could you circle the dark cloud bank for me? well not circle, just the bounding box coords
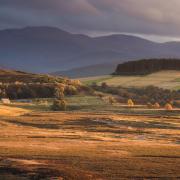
[0,0,180,41]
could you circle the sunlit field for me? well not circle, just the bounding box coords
[0,96,180,179]
[80,71,180,90]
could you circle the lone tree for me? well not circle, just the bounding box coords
[108,96,116,105]
[165,103,173,111]
[51,99,67,111]
[127,99,134,107]
[154,102,160,109]
[54,87,64,100]
[52,86,67,111]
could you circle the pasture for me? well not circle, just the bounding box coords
[0,96,180,179]
[80,71,180,90]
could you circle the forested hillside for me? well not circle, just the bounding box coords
[114,59,180,75]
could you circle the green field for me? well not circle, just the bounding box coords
[80,71,180,90]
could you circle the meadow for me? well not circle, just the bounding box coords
[0,95,180,179]
[80,71,180,90]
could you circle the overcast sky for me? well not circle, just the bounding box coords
[1,0,180,42]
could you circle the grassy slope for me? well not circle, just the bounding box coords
[80,70,180,90]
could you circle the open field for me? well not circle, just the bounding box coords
[0,111,180,179]
[0,96,180,179]
[80,71,180,90]
[1,96,180,117]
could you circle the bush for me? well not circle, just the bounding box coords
[127,99,134,107]
[147,102,153,108]
[108,96,116,105]
[165,103,173,111]
[51,99,67,111]
[65,85,78,95]
[54,87,64,99]
[153,102,160,109]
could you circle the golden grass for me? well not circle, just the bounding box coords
[81,70,180,89]
[0,104,30,116]
[0,111,179,179]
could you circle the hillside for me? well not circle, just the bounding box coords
[1,27,180,73]
[114,59,180,75]
[53,62,118,78]
[80,70,180,90]
[0,68,83,99]
[0,68,65,83]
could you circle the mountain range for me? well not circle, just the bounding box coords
[0,26,180,76]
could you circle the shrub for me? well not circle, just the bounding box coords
[108,96,116,105]
[153,102,160,109]
[54,87,64,100]
[147,102,153,108]
[65,85,78,95]
[127,99,134,107]
[101,82,108,89]
[165,103,173,111]
[51,99,67,111]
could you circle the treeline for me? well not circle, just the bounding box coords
[0,68,93,99]
[0,82,90,99]
[91,83,180,107]
[114,59,180,75]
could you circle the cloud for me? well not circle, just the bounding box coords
[0,0,180,38]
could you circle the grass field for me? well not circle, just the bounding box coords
[0,96,180,179]
[0,111,180,179]
[80,70,180,90]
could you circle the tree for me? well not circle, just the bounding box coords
[147,102,153,108]
[127,99,134,107]
[51,99,67,111]
[109,96,116,105]
[165,103,173,111]
[101,82,108,89]
[153,102,160,109]
[54,87,64,100]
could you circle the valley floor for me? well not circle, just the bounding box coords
[0,111,180,179]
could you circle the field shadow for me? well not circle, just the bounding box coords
[4,120,60,129]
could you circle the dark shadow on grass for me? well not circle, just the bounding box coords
[5,120,60,129]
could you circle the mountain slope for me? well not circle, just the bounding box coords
[1,26,180,73]
[54,62,119,78]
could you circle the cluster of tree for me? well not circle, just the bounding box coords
[51,87,67,111]
[0,81,85,100]
[114,59,180,75]
[92,83,180,107]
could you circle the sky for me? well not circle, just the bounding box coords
[1,0,180,42]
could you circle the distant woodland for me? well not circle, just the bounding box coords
[114,59,180,75]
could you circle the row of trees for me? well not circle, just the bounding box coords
[114,59,180,75]
[0,83,81,99]
[92,83,180,107]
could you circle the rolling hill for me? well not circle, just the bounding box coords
[1,26,180,74]
[0,68,65,83]
[53,62,119,78]
[80,70,180,90]
[114,59,180,75]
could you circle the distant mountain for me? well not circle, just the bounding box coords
[53,62,119,78]
[114,59,180,75]
[1,26,180,74]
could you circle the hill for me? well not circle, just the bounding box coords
[0,68,83,99]
[114,59,180,75]
[80,70,180,90]
[1,27,180,73]
[0,68,65,83]
[53,62,118,78]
